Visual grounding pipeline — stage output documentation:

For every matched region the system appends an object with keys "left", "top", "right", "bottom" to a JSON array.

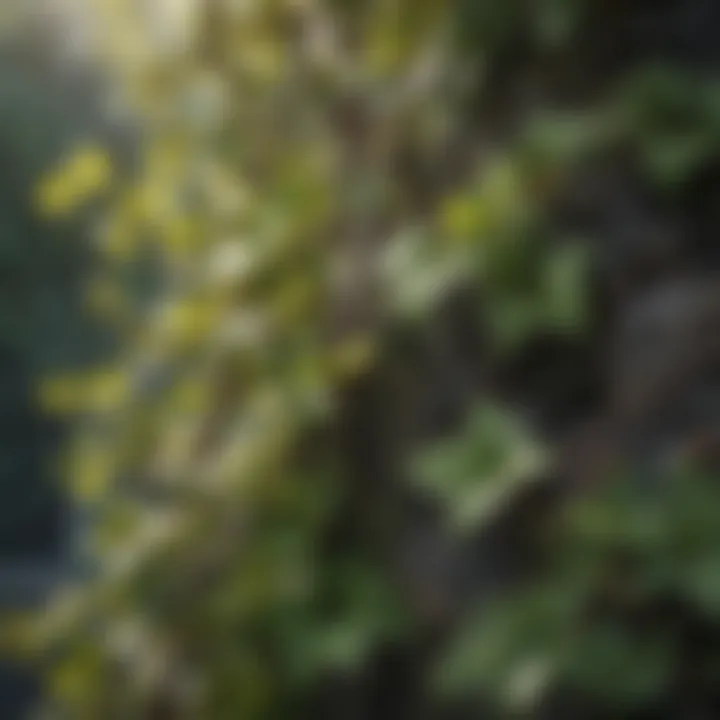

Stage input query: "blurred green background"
[{"left": 5, "top": 1, "right": 720, "bottom": 718}]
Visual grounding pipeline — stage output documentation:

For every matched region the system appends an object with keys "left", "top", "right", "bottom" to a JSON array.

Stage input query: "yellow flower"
[
  {"left": 36, "top": 145, "right": 113, "bottom": 218},
  {"left": 71, "top": 146, "right": 114, "bottom": 194}
]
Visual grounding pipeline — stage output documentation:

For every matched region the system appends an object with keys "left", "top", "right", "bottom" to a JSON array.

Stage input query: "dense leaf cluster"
[{"left": 21, "top": 1, "right": 720, "bottom": 718}]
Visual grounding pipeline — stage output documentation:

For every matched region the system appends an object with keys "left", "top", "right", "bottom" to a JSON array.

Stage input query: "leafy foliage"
[{"left": 20, "top": 0, "right": 720, "bottom": 719}]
